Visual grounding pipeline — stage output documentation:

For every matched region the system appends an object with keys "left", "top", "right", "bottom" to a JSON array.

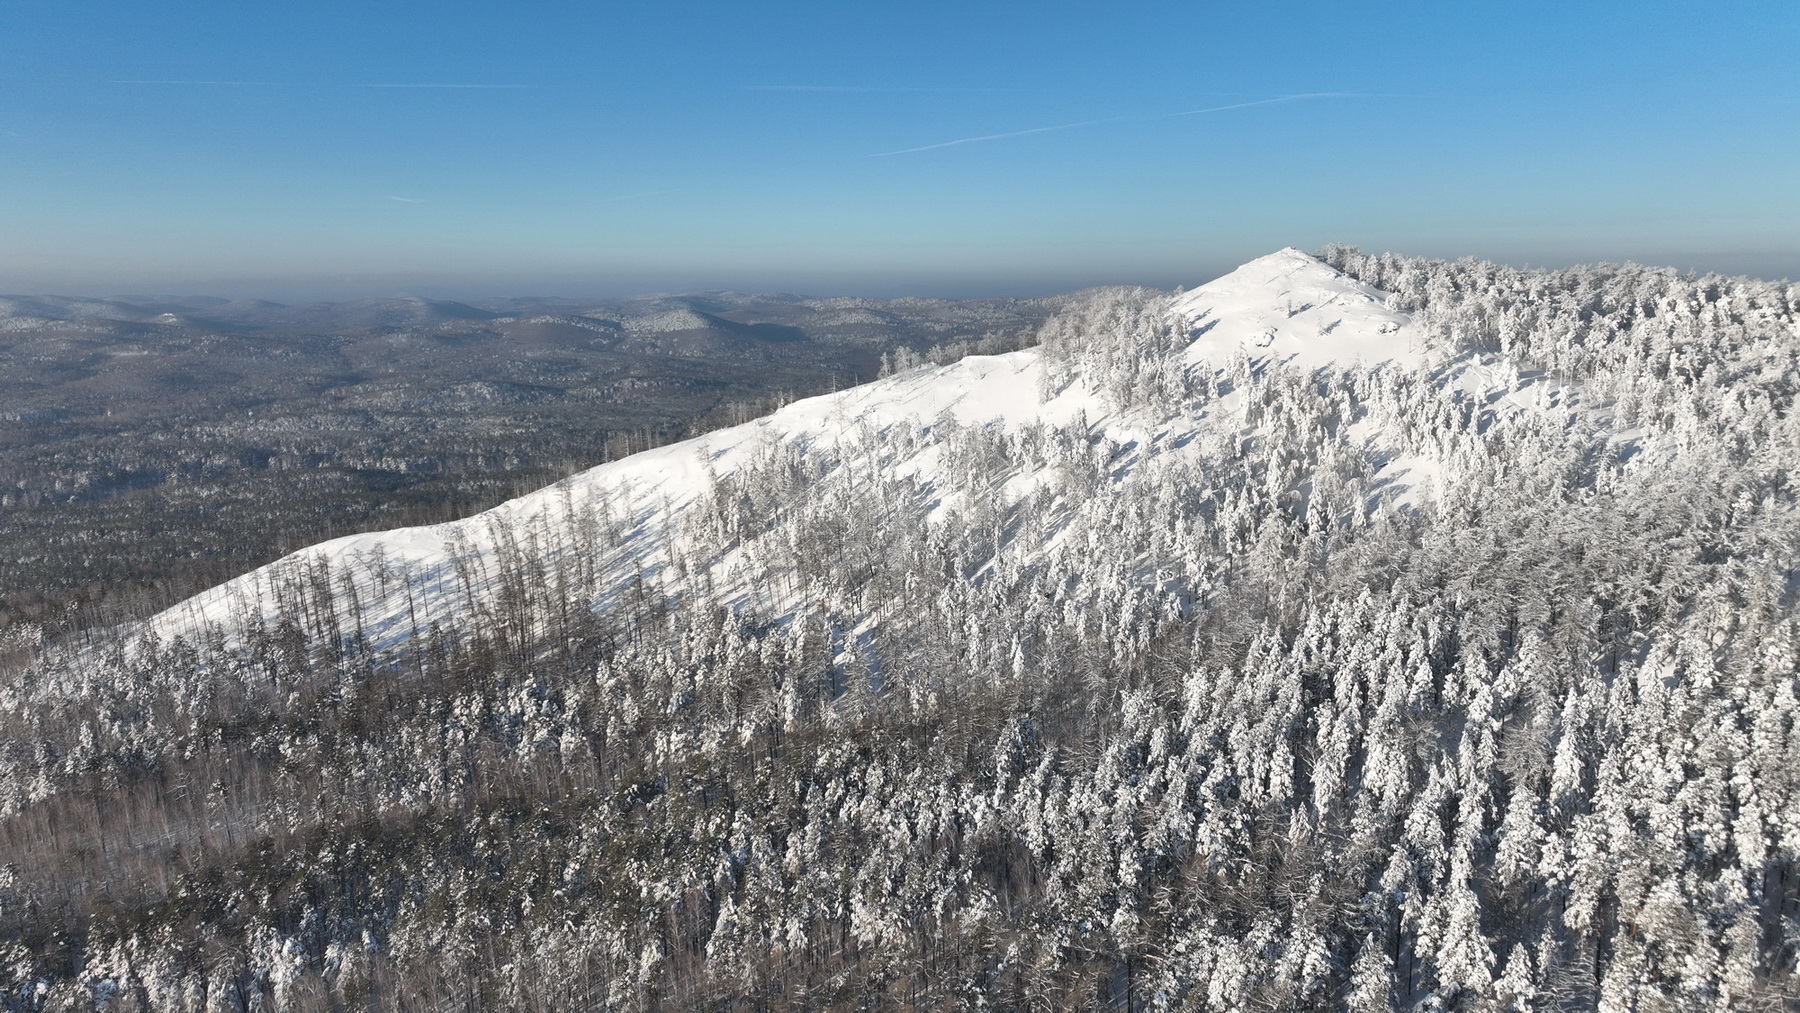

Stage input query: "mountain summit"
[{"left": 1172, "top": 247, "right": 1422, "bottom": 368}]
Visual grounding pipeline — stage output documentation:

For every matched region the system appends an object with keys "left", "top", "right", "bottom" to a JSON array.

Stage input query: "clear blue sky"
[{"left": 2, "top": 1, "right": 1796, "bottom": 298}]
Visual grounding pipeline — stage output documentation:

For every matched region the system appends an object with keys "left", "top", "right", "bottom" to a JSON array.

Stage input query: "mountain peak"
[{"left": 1172, "top": 247, "right": 1420, "bottom": 369}]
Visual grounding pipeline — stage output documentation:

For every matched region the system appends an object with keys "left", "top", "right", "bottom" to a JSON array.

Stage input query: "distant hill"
[{"left": 0, "top": 286, "right": 1059, "bottom": 635}]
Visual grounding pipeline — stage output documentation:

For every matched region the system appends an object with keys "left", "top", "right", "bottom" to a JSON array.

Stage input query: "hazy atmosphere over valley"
[{"left": 2, "top": 1, "right": 1798, "bottom": 1010}]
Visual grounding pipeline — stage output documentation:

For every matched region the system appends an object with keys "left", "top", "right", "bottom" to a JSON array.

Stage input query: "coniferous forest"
[{"left": 2, "top": 248, "right": 1799, "bottom": 1010}]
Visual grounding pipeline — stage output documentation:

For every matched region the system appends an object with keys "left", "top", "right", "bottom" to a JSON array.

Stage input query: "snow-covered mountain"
[
  {"left": 146, "top": 249, "right": 1541, "bottom": 650},
  {"left": 11, "top": 247, "right": 1800, "bottom": 1010}
]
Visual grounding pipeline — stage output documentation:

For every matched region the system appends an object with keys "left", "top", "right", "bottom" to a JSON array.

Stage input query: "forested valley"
[
  {"left": 2, "top": 249, "right": 1798, "bottom": 1010},
  {"left": 0, "top": 290, "right": 1052, "bottom": 641}
]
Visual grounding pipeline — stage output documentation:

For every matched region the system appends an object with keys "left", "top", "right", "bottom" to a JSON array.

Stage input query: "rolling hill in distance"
[{"left": 0, "top": 287, "right": 1062, "bottom": 637}]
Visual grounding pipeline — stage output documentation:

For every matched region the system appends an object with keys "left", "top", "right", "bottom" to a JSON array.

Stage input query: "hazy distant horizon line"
[{"left": 3, "top": 247, "right": 1796, "bottom": 306}]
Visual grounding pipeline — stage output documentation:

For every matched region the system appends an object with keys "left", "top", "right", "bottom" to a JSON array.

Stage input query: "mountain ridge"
[
  {"left": 9, "top": 246, "right": 1799, "bottom": 1009},
  {"left": 143, "top": 249, "right": 1540, "bottom": 652}
]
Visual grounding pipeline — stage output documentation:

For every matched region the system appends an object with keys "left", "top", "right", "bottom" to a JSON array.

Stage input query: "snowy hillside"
[
  {"left": 146, "top": 249, "right": 1531, "bottom": 652},
  {"left": 9, "top": 247, "right": 1800, "bottom": 1010}
]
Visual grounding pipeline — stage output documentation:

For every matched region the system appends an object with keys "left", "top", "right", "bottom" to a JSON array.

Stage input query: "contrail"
[
  {"left": 110, "top": 80, "right": 287, "bottom": 86},
  {"left": 362, "top": 83, "right": 537, "bottom": 90},
  {"left": 744, "top": 85, "right": 1008, "bottom": 93},
  {"left": 871, "top": 117, "right": 1119, "bottom": 156},
  {"left": 596, "top": 189, "right": 679, "bottom": 203},
  {"left": 1166, "top": 92, "right": 1361, "bottom": 118},
  {"left": 869, "top": 92, "right": 1367, "bottom": 156},
  {"left": 386, "top": 196, "right": 427, "bottom": 203},
  {"left": 110, "top": 80, "right": 535, "bottom": 90}
]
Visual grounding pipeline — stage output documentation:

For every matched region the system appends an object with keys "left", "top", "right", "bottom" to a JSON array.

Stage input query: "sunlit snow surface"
[
  {"left": 1172, "top": 247, "right": 1422, "bottom": 370},
  {"left": 147, "top": 249, "right": 1569, "bottom": 648}
]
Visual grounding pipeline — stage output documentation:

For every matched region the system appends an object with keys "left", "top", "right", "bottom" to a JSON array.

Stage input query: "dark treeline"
[
  {"left": 0, "top": 423, "right": 684, "bottom": 644},
  {"left": 1, "top": 250, "right": 1798, "bottom": 1009}
]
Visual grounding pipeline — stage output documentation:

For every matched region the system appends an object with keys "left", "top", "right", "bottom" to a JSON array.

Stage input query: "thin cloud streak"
[
  {"left": 1165, "top": 92, "right": 1366, "bottom": 118},
  {"left": 745, "top": 85, "right": 1009, "bottom": 93},
  {"left": 110, "top": 80, "right": 290, "bottom": 86},
  {"left": 595, "top": 189, "right": 679, "bottom": 203},
  {"left": 386, "top": 196, "right": 427, "bottom": 203},
  {"left": 871, "top": 117, "right": 1117, "bottom": 156},
  {"left": 362, "top": 83, "right": 537, "bottom": 90},
  {"left": 109, "top": 80, "right": 535, "bottom": 89},
  {"left": 869, "top": 92, "right": 1369, "bottom": 156}
]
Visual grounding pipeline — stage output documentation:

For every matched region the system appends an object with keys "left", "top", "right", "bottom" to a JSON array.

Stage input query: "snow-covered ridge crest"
[{"left": 139, "top": 250, "right": 1501, "bottom": 651}]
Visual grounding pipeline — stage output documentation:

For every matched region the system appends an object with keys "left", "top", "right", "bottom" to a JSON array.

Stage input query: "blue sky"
[{"left": 2, "top": 0, "right": 1796, "bottom": 298}]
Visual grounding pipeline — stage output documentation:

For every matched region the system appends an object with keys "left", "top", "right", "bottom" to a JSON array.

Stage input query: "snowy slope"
[
  {"left": 23, "top": 247, "right": 1796, "bottom": 1009},
  {"left": 144, "top": 249, "right": 1553, "bottom": 648},
  {"left": 1172, "top": 247, "right": 1421, "bottom": 369}
]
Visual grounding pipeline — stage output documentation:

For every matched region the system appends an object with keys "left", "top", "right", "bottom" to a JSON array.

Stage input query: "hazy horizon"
[{"left": 6, "top": 242, "right": 1797, "bottom": 307}]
